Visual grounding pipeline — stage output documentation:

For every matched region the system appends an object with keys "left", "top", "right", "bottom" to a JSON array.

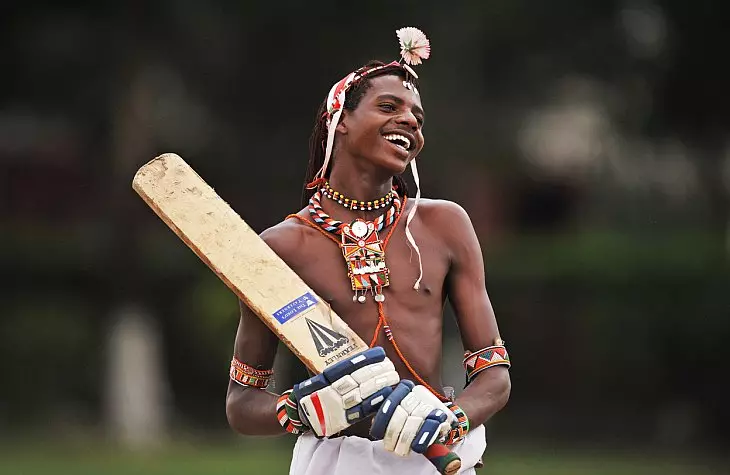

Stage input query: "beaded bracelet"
[
  {"left": 462, "top": 344, "right": 510, "bottom": 385},
  {"left": 276, "top": 389, "right": 308, "bottom": 434},
  {"left": 229, "top": 357, "right": 273, "bottom": 389},
  {"left": 443, "top": 402, "right": 470, "bottom": 445}
]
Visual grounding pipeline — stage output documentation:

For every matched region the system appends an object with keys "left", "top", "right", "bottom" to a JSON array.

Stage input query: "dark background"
[{"left": 2, "top": 1, "right": 728, "bottom": 473}]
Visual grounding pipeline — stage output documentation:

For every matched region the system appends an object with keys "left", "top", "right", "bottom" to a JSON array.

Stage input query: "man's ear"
[{"left": 336, "top": 110, "right": 350, "bottom": 135}]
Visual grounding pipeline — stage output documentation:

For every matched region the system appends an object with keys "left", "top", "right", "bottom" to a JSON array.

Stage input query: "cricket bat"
[{"left": 132, "top": 153, "right": 461, "bottom": 475}]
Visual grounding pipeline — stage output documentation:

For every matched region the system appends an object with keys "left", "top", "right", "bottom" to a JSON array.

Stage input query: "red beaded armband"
[
  {"left": 462, "top": 345, "right": 510, "bottom": 385},
  {"left": 229, "top": 357, "right": 273, "bottom": 389}
]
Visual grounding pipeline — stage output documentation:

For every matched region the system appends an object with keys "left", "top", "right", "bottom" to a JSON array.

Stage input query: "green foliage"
[
  {"left": 181, "top": 270, "right": 239, "bottom": 365},
  {"left": 3, "top": 0, "right": 730, "bottom": 453},
  {"left": 0, "top": 295, "right": 97, "bottom": 425},
  {"left": 486, "top": 230, "right": 726, "bottom": 280}
]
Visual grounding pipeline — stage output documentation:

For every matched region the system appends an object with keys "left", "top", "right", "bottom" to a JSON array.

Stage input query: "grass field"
[{"left": 0, "top": 438, "right": 725, "bottom": 475}]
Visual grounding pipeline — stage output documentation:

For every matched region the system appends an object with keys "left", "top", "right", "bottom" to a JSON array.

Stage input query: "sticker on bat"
[
  {"left": 273, "top": 292, "right": 318, "bottom": 324},
  {"left": 305, "top": 317, "right": 349, "bottom": 357}
]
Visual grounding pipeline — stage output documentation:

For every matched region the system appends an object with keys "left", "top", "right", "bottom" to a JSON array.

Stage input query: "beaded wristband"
[
  {"left": 462, "top": 345, "right": 510, "bottom": 385},
  {"left": 229, "top": 357, "right": 273, "bottom": 389},
  {"left": 276, "top": 389, "right": 308, "bottom": 434},
  {"left": 443, "top": 402, "right": 470, "bottom": 445}
]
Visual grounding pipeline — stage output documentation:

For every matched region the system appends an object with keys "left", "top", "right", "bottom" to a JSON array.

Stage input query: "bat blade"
[
  {"left": 132, "top": 153, "right": 368, "bottom": 373},
  {"left": 132, "top": 153, "right": 460, "bottom": 475}
]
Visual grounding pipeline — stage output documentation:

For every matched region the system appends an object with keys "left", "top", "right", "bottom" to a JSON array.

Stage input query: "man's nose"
[{"left": 396, "top": 110, "right": 419, "bottom": 129}]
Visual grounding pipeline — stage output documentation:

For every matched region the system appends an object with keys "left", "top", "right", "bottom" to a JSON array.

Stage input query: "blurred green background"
[{"left": 2, "top": 1, "right": 728, "bottom": 473}]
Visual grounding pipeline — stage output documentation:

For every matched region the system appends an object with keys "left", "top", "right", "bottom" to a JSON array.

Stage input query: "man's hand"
[
  {"left": 282, "top": 347, "right": 400, "bottom": 437},
  {"left": 370, "top": 380, "right": 457, "bottom": 456}
]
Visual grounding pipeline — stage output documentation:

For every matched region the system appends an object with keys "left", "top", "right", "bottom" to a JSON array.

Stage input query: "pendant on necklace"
[{"left": 341, "top": 218, "right": 390, "bottom": 303}]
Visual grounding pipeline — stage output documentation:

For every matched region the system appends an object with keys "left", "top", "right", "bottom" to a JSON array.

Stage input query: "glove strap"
[
  {"left": 444, "top": 402, "right": 470, "bottom": 445},
  {"left": 276, "top": 389, "right": 309, "bottom": 434}
]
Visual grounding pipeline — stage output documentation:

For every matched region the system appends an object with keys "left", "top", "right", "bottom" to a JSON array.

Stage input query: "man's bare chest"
[{"left": 288, "top": 224, "right": 450, "bottom": 320}]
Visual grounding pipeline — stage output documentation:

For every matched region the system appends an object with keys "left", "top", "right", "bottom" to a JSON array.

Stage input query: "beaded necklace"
[
  {"left": 288, "top": 196, "right": 451, "bottom": 402},
  {"left": 308, "top": 188, "right": 401, "bottom": 303},
  {"left": 308, "top": 188, "right": 401, "bottom": 234},
  {"left": 322, "top": 181, "right": 395, "bottom": 211}
]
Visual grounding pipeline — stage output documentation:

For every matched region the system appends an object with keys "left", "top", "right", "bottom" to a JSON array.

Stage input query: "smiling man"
[{"left": 225, "top": 29, "right": 511, "bottom": 475}]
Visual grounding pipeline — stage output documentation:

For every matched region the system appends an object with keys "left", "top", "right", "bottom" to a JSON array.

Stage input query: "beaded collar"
[
  {"left": 308, "top": 188, "right": 401, "bottom": 235},
  {"left": 307, "top": 189, "right": 402, "bottom": 302}
]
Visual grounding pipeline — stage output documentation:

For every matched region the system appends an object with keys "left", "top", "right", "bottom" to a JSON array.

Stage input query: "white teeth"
[{"left": 383, "top": 134, "right": 411, "bottom": 151}]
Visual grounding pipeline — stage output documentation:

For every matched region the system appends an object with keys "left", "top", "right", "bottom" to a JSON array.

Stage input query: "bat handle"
[{"left": 424, "top": 443, "right": 461, "bottom": 475}]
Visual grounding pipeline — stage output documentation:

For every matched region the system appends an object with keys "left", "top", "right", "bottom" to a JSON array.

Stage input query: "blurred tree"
[
  {"left": 650, "top": 0, "right": 730, "bottom": 259},
  {"left": 1, "top": 0, "right": 728, "bottom": 451}
]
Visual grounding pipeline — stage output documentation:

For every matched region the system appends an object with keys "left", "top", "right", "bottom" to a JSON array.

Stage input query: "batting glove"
[
  {"left": 277, "top": 347, "right": 400, "bottom": 437},
  {"left": 369, "top": 380, "right": 458, "bottom": 456}
]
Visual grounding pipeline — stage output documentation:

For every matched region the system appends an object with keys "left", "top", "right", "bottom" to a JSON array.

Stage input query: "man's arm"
[
  {"left": 438, "top": 201, "right": 511, "bottom": 428},
  {"left": 225, "top": 224, "right": 297, "bottom": 436},
  {"left": 225, "top": 298, "right": 285, "bottom": 436}
]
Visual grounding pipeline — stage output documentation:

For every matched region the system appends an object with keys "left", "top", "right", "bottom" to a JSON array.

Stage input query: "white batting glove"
[
  {"left": 290, "top": 347, "right": 400, "bottom": 437},
  {"left": 369, "top": 380, "right": 457, "bottom": 456}
]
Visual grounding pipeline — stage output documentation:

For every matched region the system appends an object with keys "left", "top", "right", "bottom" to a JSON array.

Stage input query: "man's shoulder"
[
  {"left": 259, "top": 209, "right": 313, "bottom": 259},
  {"left": 413, "top": 198, "right": 476, "bottom": 250},
  {"left": 415, "top": 198, "right": 471, "bottom": 227}
]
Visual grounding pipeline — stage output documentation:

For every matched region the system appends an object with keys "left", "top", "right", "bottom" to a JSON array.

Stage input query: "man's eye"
[
  {"left": 416, "top": 116, "right": 424, "bottom": 125},
  {"left": 380, "top": 103, "right": 396, "bottom": 112}
]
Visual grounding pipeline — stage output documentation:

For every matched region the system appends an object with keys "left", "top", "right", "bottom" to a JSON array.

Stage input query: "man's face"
[{"left": 337, "top": 74, "right": 425, "bottom": 175}]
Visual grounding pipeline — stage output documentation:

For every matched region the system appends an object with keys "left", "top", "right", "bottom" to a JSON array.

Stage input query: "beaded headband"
[{"left": 314, "top": 27, "right": 431, "bottom": 290}]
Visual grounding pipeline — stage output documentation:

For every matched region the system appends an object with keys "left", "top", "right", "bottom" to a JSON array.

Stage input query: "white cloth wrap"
[{"left": 290, "top": 424, "right": 486, "bottom": 475}]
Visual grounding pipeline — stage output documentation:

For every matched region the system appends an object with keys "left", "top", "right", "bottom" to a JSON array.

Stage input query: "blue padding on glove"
[
  {"left": 293, "top": 373, "right": 329, "bottom": 399},
  {"left": 410, "top": 418, "right": 441, "bottom": 453},
  {"left": 426, "top": 408, "right": 449, "bottom": 424},
  {"left": 345, "top": 386, "right": 393, "bottom": 424},
  {"left": 369, "top": 379, "right": 415, "bottom": 440},
  {"left": 361, "top": 386, "right": 393, "bottom": 417},
  {"left": 345, "top": 404, "right": 363, "bottom": 424},
  {"left": 323, "top": 347, "right": 386, "bottom": 382}
]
